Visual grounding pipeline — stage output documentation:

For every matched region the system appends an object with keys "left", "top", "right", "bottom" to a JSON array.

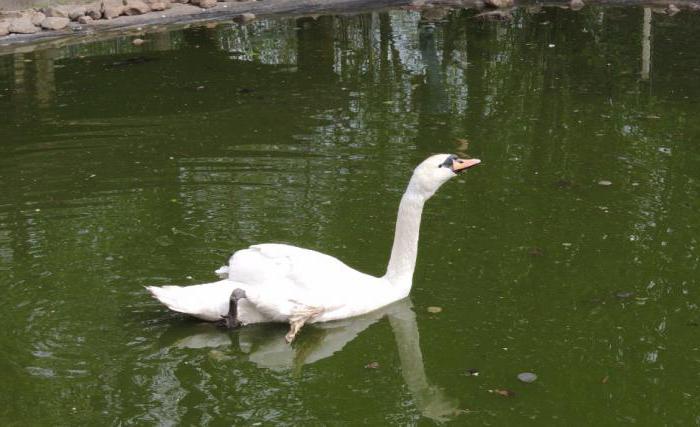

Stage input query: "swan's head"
[{"left": 409, "top": 154, "right": 481, "bottom": 198}]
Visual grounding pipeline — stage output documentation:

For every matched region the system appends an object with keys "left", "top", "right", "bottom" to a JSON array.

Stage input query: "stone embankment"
[
  {"left": 0, "top": 0, "right": 248, "bottom": 37},
  {"left": 1, "top": 0, "right": 699, "bottom": 49}
]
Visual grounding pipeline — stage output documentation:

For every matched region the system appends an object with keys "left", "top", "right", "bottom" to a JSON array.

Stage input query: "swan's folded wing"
[{"left": 227, "top": 243, "right": 378, "bottom": 296}]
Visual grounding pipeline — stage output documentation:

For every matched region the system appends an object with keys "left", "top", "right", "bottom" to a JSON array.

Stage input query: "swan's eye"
[{"left": 439, "top": 154, "right": 458, "bottom": 168}]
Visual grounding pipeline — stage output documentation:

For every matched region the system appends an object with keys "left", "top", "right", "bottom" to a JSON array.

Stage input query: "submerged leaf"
[
  {"left": 155, "top": 235, "right": 174, "bottom": 247},
  {"left": 528, "top": 247, "right": 544, "bottom": 257},
  {"left": 555, "top": 179, "right": 572, "bottom": 189},
  {"left": 491, "top": 389, "right": 516, "bottom": 397},
  {"left": 615, "top": 291, "right": 635, "bottom": 300}
]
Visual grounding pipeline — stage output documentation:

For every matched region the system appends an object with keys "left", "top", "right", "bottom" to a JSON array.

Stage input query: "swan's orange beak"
[{"left": 452, "top": 158, "right": 481, "bottom": 173}]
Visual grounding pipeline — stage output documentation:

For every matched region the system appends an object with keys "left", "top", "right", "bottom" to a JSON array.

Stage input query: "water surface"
[{"left": 1, "top": 7, "right": 699, "bottom": 425}]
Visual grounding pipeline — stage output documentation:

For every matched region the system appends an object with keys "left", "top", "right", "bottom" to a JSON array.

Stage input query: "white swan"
[{"left": 147, "top": 154, "right": 480, "bottom": 342}]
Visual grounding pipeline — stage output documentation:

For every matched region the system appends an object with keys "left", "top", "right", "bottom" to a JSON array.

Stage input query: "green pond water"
[{"left": 1, "top": 6, "right": 699, "bottom": 425}]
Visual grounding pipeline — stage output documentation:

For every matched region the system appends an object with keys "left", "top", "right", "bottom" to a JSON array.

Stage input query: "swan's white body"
[
  {"left": 149, "top": 244, "right": 400, "bottom": 324},
  {"left": 147, "top": 154, "right": 480, "bottom": 338}
]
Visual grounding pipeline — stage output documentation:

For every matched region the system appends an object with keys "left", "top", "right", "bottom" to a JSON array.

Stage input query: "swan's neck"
[{"left": 384, "top": 189, "right": 426, "bottom": 295}]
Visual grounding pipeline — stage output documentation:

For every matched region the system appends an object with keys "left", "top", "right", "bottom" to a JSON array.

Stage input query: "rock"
[
  {"left": 0, "top": 21, "right": 9, "bottom": 36},
  {"left": 667, "top": 4, "right": 680, "bottom": 15},
  {"left": 41, "top": 17, "right": 70, "bottom": 30},
  {"left": 30, "top": 11, "right": 46, "bottom": 26},
  {"left": 0, "top": 11, "right": 24, "bottom": 20},
  {"left": 598, "top": 180, "right": 612, "bottom": 186},
  {"left": 192, "top": 0, "right": 217, "bottom": 8},
  {"left": 45, "top": 6, "right": 70, "bottom": 18},
  {"left": 132, "top": 37, "right": 145, "bottom": 45},
  {"left": 517, "top": 372, "right": 538, "bottom": 383},
  {"left": 102, "top": 0, "right": 125, "bottom": 19},
  {"left": 569, "top": 0, "right": 585, "bottom": 10},
  {"left": 124, "top": 0, "right": 151, "bottom": 15},
  {"left": 78, "top": 15, "right": 93, "bottom": 24},
  {"left": 484, "top": 0, "right": 514, "bottom": 8},
  {"left": 85, "top": 3, "right": 102, "bottom": 19},
  {"left": 8, "top": 18, "right": 39, "bottom": 34},
  {"left": 147, "top": 1, "right": 169, "bottom": 11},
  {"left": 68, "top": 6, "right": 87, "bottom": 20},
  {"left": 233, "top": 12, "right": 256, "bottom": 23}
]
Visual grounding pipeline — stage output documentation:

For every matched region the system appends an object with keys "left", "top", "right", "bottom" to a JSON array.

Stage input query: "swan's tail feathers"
[
  {"left": 145, "top": 282, "right": 234, "bottom": 322},
  {"left": 145, "top": 285, "right": 193, "bottom": 316},
  {"left": 214, "top": 265, "right": 229, "bottom": 278}
]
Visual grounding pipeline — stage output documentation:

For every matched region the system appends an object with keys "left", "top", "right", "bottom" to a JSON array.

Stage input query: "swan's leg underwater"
[
  {"left": 285, "top": 307, "right": 323, "bottom": 343},
  {"left": 218, "top": 288, "right": 247, "bottom": 329},
  {"left": 285, "top": 319, "right": 306, "bottom": 343}
]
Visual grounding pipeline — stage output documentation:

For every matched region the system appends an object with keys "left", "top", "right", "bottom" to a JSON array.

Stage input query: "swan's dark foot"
[{"left": 218, "top": 288, "right": 247, "bottom": 329}]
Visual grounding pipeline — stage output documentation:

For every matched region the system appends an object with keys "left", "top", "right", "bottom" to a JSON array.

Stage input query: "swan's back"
[{"left": 228, "top": 244, "right": 375, "bottom": 291}]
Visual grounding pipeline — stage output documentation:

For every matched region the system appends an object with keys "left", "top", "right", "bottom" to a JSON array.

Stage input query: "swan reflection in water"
[{"left": 164, "top": 298, "right": 459, "bottom": 421}]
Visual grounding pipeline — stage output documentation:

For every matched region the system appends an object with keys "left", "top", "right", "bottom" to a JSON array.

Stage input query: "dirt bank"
[{"left": 1, "top": 0, "right": 699, "bottom": 55}]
